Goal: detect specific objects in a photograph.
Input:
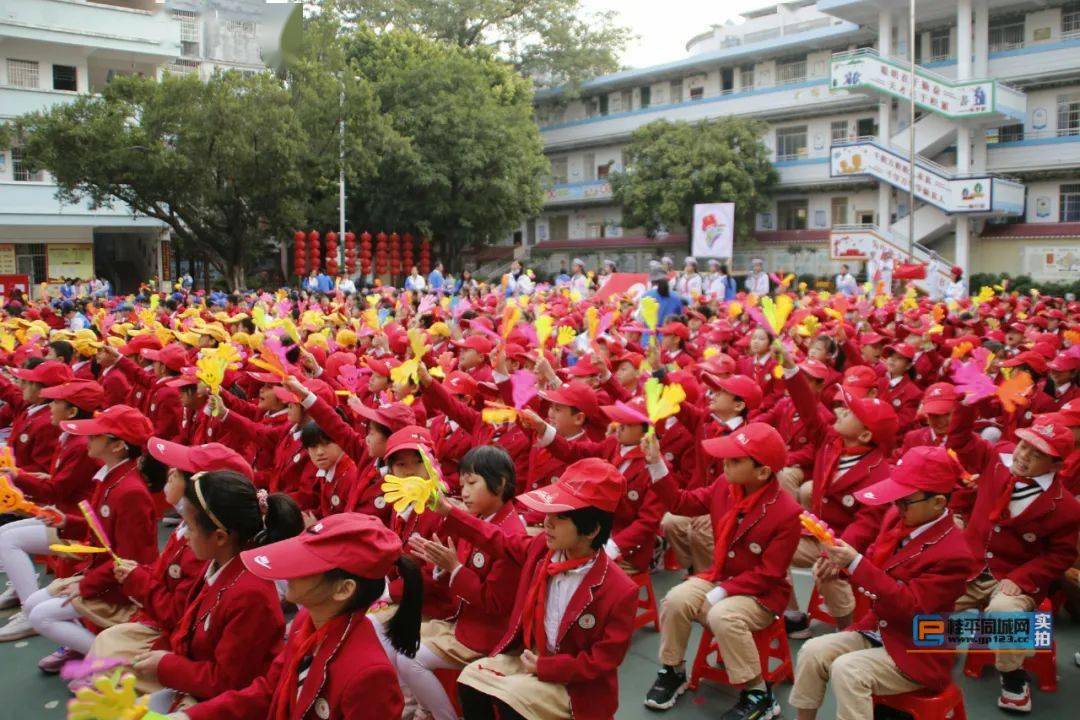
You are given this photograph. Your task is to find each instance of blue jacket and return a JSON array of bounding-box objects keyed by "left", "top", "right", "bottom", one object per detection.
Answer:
[{"left": 645, "top": 289, "right": 686, "bottom": 324}]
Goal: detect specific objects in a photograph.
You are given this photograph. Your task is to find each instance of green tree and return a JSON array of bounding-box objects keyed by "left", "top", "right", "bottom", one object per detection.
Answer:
[
  {"left": 610, "top": 118, "right": 779, "bottom": 244},
  {"left": 346, "top": 31, "right": 548, "bottom": 268},
  {"left": 328, "top": 0, "right": 633, "bottom": 89},
  {"left": 14, "top": 72, "right": 309, "bottom": 289}
]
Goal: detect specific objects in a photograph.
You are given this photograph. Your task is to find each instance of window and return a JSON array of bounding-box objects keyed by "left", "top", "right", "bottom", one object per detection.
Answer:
[
  {"left": 830, "top": 120, "right": 849, "bottom": 143},
  {"left": 586, "top": 223, "right": 606, "bottom": 239},
  {"left": 620, "top": 90, "right": 632, "bottom": 111},
  {"left": 640, "top": 85, "right": 651, "bottom": 109},
  {"left": 777, "top": 199, "right": 809, "bottom": 230},
  {"left": 172, "top": 9, "right": 200, "bottom": 57},
  {"left": 548, "top": 215, "right": 569, "bottom": 241},
  {"left": 11, "top": 148, "right": 42, "bottom": 182},
  {"left": 929, "top": 28, "right": 951, "bottom": 61},
  {"left": 989, "top": 20, "right": 1025, "bottom": 52},
  {"left": 52, "top": 64, "right": 77, "bottom": 92},
  {"left": 15, "top": 244, "right": 47, "bottom": 286},
  {"left": 549, "top": 157, "right": 568, "bottom": 185},
  {"left": 1058, "top": 93, "right": 1080, "bottom": 136},
  {"left": 598, "top": 94, "right": 609, "bottom": 116},
  {"left": 721, "top": 67, "right": 734, "bottom": 92},
  {"left": 597, "top": 162, "right": 613, "bottom": 179},
  {"left": 856, "top": 210, "right": 876, "bottom": 225},
  {"left": 1065, "top": 6, "right": 1080, "bottom": 36},
  {"left": 739, "top": 64, "right": 755, "bottom": 89},
  {"left": 998, "top": 124, "right": 1024, "bottom": 143},
  {"left": 1061, "top": 184, "right": 1080, "bottom": 222},
  {"left": 775, "top": 125, "right": 808, "bottom": 160},
  {"left": 669, "top": 80, "right": 683, "bottom": 103},
  {"left": 585, "top": 98, "right": 599, "bottom": 118},
  {"left": 582, "top": 153, "right": 596, "bottom": 181},
  {"left": 689, "top": 86, "right": 704, "bottom": 100},
  {"left": 167, "top": 59, "right": 199, "bottom": 77},
  {"left": 777, "top": 58, "right": 807, "bottom": 85},
  {"left": 6, "top": 59, "right": 39, "bottom": 89},
  {"left": 857, "top": 117, "right": 878, "bottom": 138},
  {"left": 831, "top": 197, "right": 849, "bottom": 226}
]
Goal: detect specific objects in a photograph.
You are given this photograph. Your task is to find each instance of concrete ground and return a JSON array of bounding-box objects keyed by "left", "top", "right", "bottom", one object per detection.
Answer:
[{"left": 0, "top": 567, "right": 1077, "bottom": 719}]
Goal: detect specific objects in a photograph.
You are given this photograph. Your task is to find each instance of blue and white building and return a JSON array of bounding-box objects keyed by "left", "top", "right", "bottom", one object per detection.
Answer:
[{"left": 521, "top": 0, "right": 1080, "bottom": 287}]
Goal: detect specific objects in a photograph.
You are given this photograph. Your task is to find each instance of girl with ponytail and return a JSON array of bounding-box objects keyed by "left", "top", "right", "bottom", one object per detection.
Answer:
[
  {"left": 130, "top": 470, "right": 302, "bottom": 713},
  {"left": 173, "top": 513, "right": 422, "bottom": 720}
]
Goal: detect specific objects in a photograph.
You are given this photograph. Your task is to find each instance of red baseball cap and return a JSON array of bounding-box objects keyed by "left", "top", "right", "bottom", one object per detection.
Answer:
[
  {"left": 60, "top": 404, "right": 154, "bottom": 446},
  {"left": 364, "top": 357, "right": 392, "bottom": 378},
  {"left": 884, "top": 344, "right": 916, "bottom": 361},
  {"left": 859, "top": 332, "right": 886, "bottom": 346},
  {"left": 564, "top": 360, "right": 601, "bottom": 378},
  {"left": 841, "top": 366, "right": 878, "bottom": 398},
  {"left": 701, "top": 422, "right": 787, "bottom": 473},
  {"left": 384, "top": 425, "right": 434, "bottom": 457},
  {"left": 703, "top": 373, "right": 763, "bottom": 411},
  {"left": 667, "top": 370, "right": 702, "bottom": 406},
  {"left": 660, "top": 322, "right": 690, "bottom": 341},
  {"left": 39, "top": 379, "right": 105, "bottom": 412},
  {"left": 1058, "top": 399, "right": 1080, "bottom": 426},
  {"left": 247, "top": 370, "right": 283, "bottom": 385},
  {"left": 700, "top": 353, "right": 737, "bottom": 377},
  {"left": 1048, "top": 354, "right": 1080, "bottom": 373},
  {"left": 166, "top": 367, "right": 199, "bottom": 388},
  {"left": 118, "top": 333, "right": 162, "bottom": 357},
  {"left": 601, "top": 398, "right": 649, "bottom": 425},
  {"left": 855, "top": 446, "right": 962, "bottom": 505},
  {"left": 798, "top": 359, "right": 831, "bottom": 381},
  {"left": 452, "top": 335, "right": 495, "bottom": 355},
  {"left": 919, "top": 382, "right": 960, "bottom": 416},
  {"left": 539, "top": 381, "right": 598, "bottom": 416},
  {"left": 841, "top": 389, "right": 899, "bottom": 446},
  {"left": 13, "top": 360, "right": 73, "bottom": 387},
  {"left": 615, "top": 352, "right": 645, "bottom": 370},
  {"left": 444, "top": 371, "right": 478, "bottom": 396},
  {"left": 142, "top": 344, "right": 189, "bottom": 372},
  {"left": 516, "top": 458, "right": 626, "bottom": 514},
  {"left": 1002, "top": 351, "right": 1048, "bottom": 375},
  {"left": 148, "top": 437, "right": 254, "bottom": 479},
  {"left": 352, "top": 402, "right": 417, "bottom": 434},
  {"left": 1015, "top": 417, "right": 1074, "bottom": 458},
  {"left": 274, "top": 378, "right": 335, "bottom": 407},
  {"left": 242, "top": 512, "right": 400, "bottom": 581}
]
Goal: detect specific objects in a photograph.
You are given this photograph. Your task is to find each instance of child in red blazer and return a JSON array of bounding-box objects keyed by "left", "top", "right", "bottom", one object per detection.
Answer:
[
  {"left": 175, "top": 512, "right": 422, "bottom": 720},
  {"left": 130, "top": 469, "right": 303, "bottom": 713},
  {"left": 0, "top": 358, "right": 71, "bottom": 472},
  {"left": 644, "top": 423, "right": 801, "bottom": 717},
  {"left": 790, "top": 447, "right": 976, "bottom": 720},
  {"left": 299, "top": 420, "right": 358, "bottom": 520},
  {"left": 396, "top": 445, "right": 526, "bottom": 720},
  {"left": 430, "top": 458, "right": 637, "bottom": 720},
  {"left": 877, "top": 344, "right": 923, "bottom": 433}
]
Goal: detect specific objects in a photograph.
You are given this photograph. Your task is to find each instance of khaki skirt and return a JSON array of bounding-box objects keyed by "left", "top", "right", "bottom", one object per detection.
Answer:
[
  {"left": 421, "top": 619, "right": 483, "bottom": 667},
  {"left": 45, "top": 576, "right": 137, "bottom": 630},
  {"left": 87, "top": 622, "right": 163, "bottom": 695},
  {"left": 458, "top": 653, "right": 572, "bottom": 720}
]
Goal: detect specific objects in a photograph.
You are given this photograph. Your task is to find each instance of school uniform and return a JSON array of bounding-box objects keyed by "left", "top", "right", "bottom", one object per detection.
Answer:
[
  {"left": 224, "top": 410, "right": 309, "bottom": 494},
  {"left": 154, "top": 557, "right": 285, "bottom": 701},
  {"left": 313, "top": 454, "right": 360, "bottom": 518},
  {"left": 13, "top": 431, "right": 100, "bottom": 518},
  {"left": 444, "top": 506, "right": 637, "bottom": 720},
  {"left": 8, "top": 400, "right": 59, "bottom": 474},
  {"left": 876, "top": 374, "right": 923, "bottom": 434},
  {"left": 98, "top": 362, "right": 133, "bottom": 408}
]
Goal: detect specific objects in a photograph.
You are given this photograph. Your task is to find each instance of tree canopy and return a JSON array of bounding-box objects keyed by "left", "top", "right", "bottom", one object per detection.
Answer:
[
  {"left": 610, "top": 118, "right": 779, "bottom": 244},
  {"left": 327, "top": 0, "right": 633, "bottom": 89}
]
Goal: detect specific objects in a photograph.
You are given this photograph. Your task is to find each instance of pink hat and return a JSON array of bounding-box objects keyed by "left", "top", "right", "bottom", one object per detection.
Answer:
[
  {"left": 243, "top": 513, "right": 401, "bottom": 581},
  {"left": 148, "top": 437, "right": 253, "bottom": 479}
]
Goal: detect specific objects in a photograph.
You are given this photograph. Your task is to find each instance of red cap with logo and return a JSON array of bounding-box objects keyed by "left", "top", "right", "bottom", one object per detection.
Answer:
[
  {"left": 601, "top": 398, "right": 649, "bottom": 425},
  {"left": 242, "top": 512, "right": 401, "bottom": 581},
  {"left": 919, "top": 382, "right": 960, "bottom": 416},
  {"left": 1058, "top": 399, "right": 1080, "bottom": 426},
  {"left": 452, "top": 335, "right": 496, "bottom": 355},
  {"left": 39, "top": 379, "right": 105, "bottom": 412},
  {"left": 142, "top": 344, "right": 189, "bottom": 372},
  {"left": 364, "top": 357, "right": 392, "bottom": 378},
  {"left": 564, "top": 360, "right": 601, "bottom": 378},
  {"left": 351, "top": 402, "right": 417, "bottom": 434},
  {"left": 841, "top": 365, "right": 878, "bottom": 399},
  {"left": 119, "top": 333, "right": 162, "bottom": 357},
  {"left": 1048, "top": 353, "right": 1080, "bottom": 373},
  {"left": 1002, "top": 351, "right": 1048, "bottom": 375},
  {"left": 660, "top": 322, "right": 690, "bottom": 341},
  {"left": 841, "top": 389, "right": 899, "bottom": 446},
  {"left": 516, "top": 458, "right": 626, "bottom": 514},
  {"left": 539, "top": 381, "right": 598, "bottom": 416},
  {"left": 384, "top": 425, "right": 434, "bottom": 457},
  {"left": 855, "top": 446, "right": 962, "bottom": 505},
  {"left": 148, "top": 437, "right": 254, "bottom": 479},
  {"left": 13, "top": 360, "right": 73, "bottom": 387},
  {"left": 1015, "top": 417, "right": 1074, "bottom": 458},
  {"left": 701, "top": 422, "right": 787, "bottom": 473},
  {"left": 702, "top": 373, "right": 763, "bottom": 411},
  {"left": 60, "top": 404, "right": 154, "bottom": 446},
  {"left": 884, "top": 344, "right": 916, "bottom": 361},
  {"left": 798, "top": 360, "right": 831, "bottom": 381}
]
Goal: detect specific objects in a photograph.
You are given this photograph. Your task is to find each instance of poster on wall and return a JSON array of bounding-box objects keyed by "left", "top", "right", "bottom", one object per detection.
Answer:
[
  {"left": 46, "top": 243, "right": 94, "bottom": 282},
  {"left": 691, "top": 202, "right": 735, "bottom": 259},
  {"left": 161, "top": 240, "right": 172, "bottom": 282},
  {"left": 0, "top": 245, "right": 16, "bottom": 275},
  {"left": 1025, "top": 245, "right": 1080, "bottom": 281},
  {"left": 0, "top": 275, "right": 30, "bottom": 297}
]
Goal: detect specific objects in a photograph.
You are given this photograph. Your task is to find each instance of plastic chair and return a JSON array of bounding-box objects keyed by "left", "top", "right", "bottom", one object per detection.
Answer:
[
  {"left": 962, "top": 598, "right": 1057, "bottom": 693},
  {"left": 688, "top": 616, "right": 793, "bottom": 691},
  {"left": 872, "top": 682, "right": 967, "bottom": 720},
  {"left": 806, "top": 584, "right": 871, "bottom": 626},
  {"left": 632, "top": 572, "right": 660, "bottom": 631},
  {"left": 433, "top": 668, "right": 463, "bottom": 716}
]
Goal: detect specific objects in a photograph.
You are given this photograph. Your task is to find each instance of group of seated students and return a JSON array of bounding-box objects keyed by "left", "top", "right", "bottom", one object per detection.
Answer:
[{"left": 0, "top": 281, "right": 1076, "bottom": 720}]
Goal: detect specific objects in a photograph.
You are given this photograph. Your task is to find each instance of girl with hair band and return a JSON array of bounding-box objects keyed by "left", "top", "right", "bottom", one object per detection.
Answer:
[
  {"left": 81, "top": 440, "right": 255, "bottom": 693},
  {"left": 394, "top": 445, "right": 526, "bottom": 720},
  {"left": 171, "top": 513, "right": 423, "bottom": 720},
  {"left": 4, "top": 406, "right": 157, "bottom": 673},
  {"left": 129, "top": 469, "right": 303, "bottom": 713}
]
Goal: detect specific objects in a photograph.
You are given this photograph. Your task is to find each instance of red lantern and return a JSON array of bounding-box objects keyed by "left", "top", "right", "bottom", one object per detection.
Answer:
[
  {"left": 294, "top": 231, "right": 306, "bottom": 277},
  {"left": 325, "top": 232, "right": 339, "bottom": 275},
  {"left": 419, "top": 236, "right": 432, "bottom": 275},
  {"left": 308, "top": 230, "right": 321, "bottom": 272},
  {"left": 344, "top": 231, "right": 357, "bottom": 274},
  {"left": 402, "top": 232, "right": 414, "bottom": 271},
  {"left": 389, "top": 232, "right": 401, "bottom": 278},
  {"left": 375, "top": 232, "right": 388, "bottom": 276}
]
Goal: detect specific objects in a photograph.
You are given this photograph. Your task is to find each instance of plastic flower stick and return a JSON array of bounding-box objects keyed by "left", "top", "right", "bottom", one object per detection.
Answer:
[
  {"left": 0, "top": 474, "right": 64, "bottom": 525},
  {"left": 799, "top": 511, "right": 836, "bottom": 546},
  {"left": 78, "top": 500, "right": 119, "bottom": 562},
  {"left": 68, "top": 670, "right": 168, "bottom": 720},
  {"left": 50, "top": 543, "right": 109, "bottom": 555}
]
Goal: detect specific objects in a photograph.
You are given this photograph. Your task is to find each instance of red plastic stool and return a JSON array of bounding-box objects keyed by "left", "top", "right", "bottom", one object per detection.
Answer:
[
  {"left": 663, "top": 546, "right": 681, "bottom": 571},
  {"left": 806, "top": 584, "right": 870, "bottom": 626},
  {"left": 962, "top": 599, "right": 1057, "bottom": 693},
  {"left": 632, "top": 572, "right": 660, "bottom": 631},
  {"left": 873, "top": 683, "right": 967, "bottom": 720},
  {"left": 688, "top": 616, "right": 792, "bottom": 691},
  {"left": 433, "top": 668, "right": 463, "bottom": 716}
]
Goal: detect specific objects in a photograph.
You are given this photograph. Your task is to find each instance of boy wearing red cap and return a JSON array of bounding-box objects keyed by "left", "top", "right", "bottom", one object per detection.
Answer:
[
  {"left": 878, "top": 344, "right": 923, "bottom": 432},
  {"left": 896, "top": 382, "right": 961, "bottom": 458},
  {"left": 429, "top": 458, "right": 638, "bottom": 720},
  {"left": 643, "top": 423, "right": 801, "bottom": 717},
  {"left": 104, "top": 342, "right": 185, "bottom": 441},
  {"left": 789, "top": 449, "right": 976, "bottom": 720},
  {"left": 948, "top": 413, "right": 1080, "bottom": 712},
  {"left": 778, "top": 347, "right": 897, "bottom": 632},
  {"left": 0, "top": 359, "right": 71, "bottom": 472},
  {"left": 94, "top": 343, "right": 134, "bottom": 408}
]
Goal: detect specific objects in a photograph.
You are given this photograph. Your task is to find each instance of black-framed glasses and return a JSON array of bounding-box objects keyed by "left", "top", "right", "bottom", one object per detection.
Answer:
[{"left": 894, "top": 493, "right": 943, "bottom": 509}]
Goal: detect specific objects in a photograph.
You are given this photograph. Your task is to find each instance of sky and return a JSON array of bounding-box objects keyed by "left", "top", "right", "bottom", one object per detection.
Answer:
[{"left": 580, "top": 0, "right": 773, "bottom": 69}]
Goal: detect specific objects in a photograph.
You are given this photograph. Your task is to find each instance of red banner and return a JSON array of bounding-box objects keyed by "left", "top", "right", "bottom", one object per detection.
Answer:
[
  {"left": 0, "top": 274, "right": 31, "bottom": 297},
  {"left": 594, "top": 273, "right": 650, "bottom": 301}
]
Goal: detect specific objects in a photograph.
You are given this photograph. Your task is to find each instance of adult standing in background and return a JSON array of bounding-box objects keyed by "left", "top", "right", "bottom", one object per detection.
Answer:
[
  {"left": 554, "top": 260, "right": 571, "bottom": 286},
  {"left": 673, "top": 257, "right": 703, "bottom": 300},
  {"left": 427, "top": 262, "right": 445, "bottom": 292},
  {"left": 643, "top": 262, "right": 686, "bottom": 325},
  {"left": 835, "top": 263, "right": 858, "bottom": 296},
  {"left": 405, "top": 266, "right": 427, "bottom": 293},
  {"left": 744, "top": 258, "right": 770, "bottom": 296},
  {"left": 945, "top": 265, "right": 968, "bottom": 301},
  {"left": 569, "top": 258, "right": 590, "bottom": 297}
]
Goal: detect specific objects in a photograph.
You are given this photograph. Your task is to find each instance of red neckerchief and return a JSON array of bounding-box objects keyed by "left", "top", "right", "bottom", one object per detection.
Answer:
[
  {"left": 812, "top": 441, "right": 873, "bottom": 515},
  {"left": 870, "top": 516, "right": 918, "bottom": 567},
  {"left": 708, "top": 481, "right": 774, "bottom": 581},
  {"left": 521, "top": 550, "right": 595, "bottom": 655},
  {"left": 989, "top": 475, "right": 1039, "bottom": 522},
  {"left": 271, "top": 613, "right": 349, "bottom": 720}
]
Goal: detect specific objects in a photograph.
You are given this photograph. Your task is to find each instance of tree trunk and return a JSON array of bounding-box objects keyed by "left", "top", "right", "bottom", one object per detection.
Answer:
[{"left": 229, "top": 264, "right": 245, "bottom": 292}]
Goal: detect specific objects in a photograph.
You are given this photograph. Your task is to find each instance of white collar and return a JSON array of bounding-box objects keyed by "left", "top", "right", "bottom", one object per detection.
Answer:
[
  {"left": 290, "top": 425, "right": 302, "bottom": 441},
  {"left": 1056, "top": 382, "right": 1071, "bottom": 396},
  {"left": 91, "top": 465, "right": 110, "bottom": 482},
  {"left": 1002, "top": 454, "right": 1055, "bottom": 490},
  {"left": 267, "top": 408, "right": 289, "bottom": 419},
  {"left": 619, "top": 443, "right": 637, "bottom": 458},
  {"left": 26, "top": 403, "right": 48, "bottom": 417},
  {"left": 889, "top": 375, "right": 903, "bottom": 388},
  {"left": 713, "top": 415, "right": 744, "bottom": 431},
  {"left": 205, "top": 557, "right": 235, "bottom": 587},
  {"left": 908, "top": 509, "right": 951, "bottom": 541}
]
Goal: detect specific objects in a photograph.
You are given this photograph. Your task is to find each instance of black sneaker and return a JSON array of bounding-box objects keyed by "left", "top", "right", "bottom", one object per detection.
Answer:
[
  {"left": 720, "top": 687, "right": 780, "bottom": 720},
  {"left": 643, "top": 666, "right": 688, "bottom": 711},
  {"left": 785, "top": 612, "right": 811, "bottom": 639}
]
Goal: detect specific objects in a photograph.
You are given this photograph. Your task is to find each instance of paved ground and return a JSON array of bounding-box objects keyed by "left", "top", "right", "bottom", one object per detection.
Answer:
[{"left": 0, "top": 566, "right": 1077, "bottom": 719}]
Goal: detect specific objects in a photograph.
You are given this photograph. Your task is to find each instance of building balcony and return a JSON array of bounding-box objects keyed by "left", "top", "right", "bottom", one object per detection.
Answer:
[
  {"left": 986, "top": 130, "right": 1080, "bottom": 175},
  {"left": 0, "top": 0, "right": 181, "bottom": 61},
  {"left": 0, "top": 85, "right": 81, "bottom": 119},
  {"left": 0, "top": 181, "right": 167, "bottom": 228}
]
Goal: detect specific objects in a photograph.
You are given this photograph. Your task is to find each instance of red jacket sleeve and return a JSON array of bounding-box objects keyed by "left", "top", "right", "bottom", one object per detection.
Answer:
[
  {"left": 442, "top": 506, "right": 535, "bottom": 568},
  {"left": 785, "top": 368, "right": 829, "bottom": 445},
  {"left": 183, "top": 649, "right": 281, "bottom": 720},
  {"left": 652, "top": 471, "right": 716, "bottom": 517},
  {"left": 102, "top": 370, "right": 132, "bottom": 408},
  {"left": 114, "top": 356, "right": 154, "bottom": 390},
  {"left": 422, "top": 379, "right": 483, "bottom": 435},
  {"left": 612, "top": 483, "right": 665, "bottom": 559},
  {"left": 306, "top": 395, "right": 368, "bottom": 462}
]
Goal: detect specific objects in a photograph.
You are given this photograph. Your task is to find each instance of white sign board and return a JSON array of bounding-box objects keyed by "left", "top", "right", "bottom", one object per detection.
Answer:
[{"left": 691, "top": 202, "right": 734, "bottom": 259}]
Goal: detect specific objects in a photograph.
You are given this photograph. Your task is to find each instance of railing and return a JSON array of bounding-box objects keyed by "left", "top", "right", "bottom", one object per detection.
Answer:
[
  {"left": 986, "top": 126, "right": 1080, "bottom": 144},
  {"left": 838, "top": 134, "right": 1024, "bottom": 183}
]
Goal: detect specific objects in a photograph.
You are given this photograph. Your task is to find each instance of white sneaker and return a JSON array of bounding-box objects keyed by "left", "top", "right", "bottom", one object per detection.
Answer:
[
  {"left": 0, "top": 582, "right": 18, "bottom": 610},
  {"left": 0, "top": 611, "right": 37, "bottom": 642}
]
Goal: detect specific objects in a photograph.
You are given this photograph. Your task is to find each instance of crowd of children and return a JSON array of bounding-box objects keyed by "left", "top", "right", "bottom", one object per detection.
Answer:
[{"left": 0, "top": 274, "right": 1076, "bottom": 720}]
